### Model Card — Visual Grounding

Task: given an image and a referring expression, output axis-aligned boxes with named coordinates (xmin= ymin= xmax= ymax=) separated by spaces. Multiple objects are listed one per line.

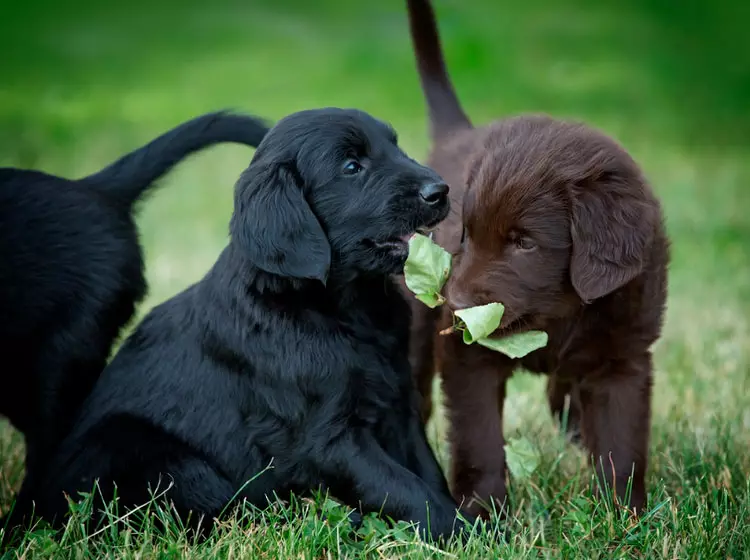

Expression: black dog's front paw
xmin=319 ymin=503 xmax=363 ymax=534
xmin=346 ymin=509 xmax=363 ymax=529
xmin=418 ymin=507 xmax=478 ymax=545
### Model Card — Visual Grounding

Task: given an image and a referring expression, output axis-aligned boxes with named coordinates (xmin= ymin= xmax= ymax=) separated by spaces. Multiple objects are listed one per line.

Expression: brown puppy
xmin=403 ymin=0 xmax=669 ymax=518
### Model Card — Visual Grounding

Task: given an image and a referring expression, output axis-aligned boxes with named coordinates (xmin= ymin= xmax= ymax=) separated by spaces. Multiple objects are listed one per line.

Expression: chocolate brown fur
xmin=403 ymin=0 xmax=669 ymax=518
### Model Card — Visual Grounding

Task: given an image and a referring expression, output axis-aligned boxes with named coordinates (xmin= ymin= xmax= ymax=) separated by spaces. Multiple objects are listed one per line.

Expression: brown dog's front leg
xmin=546 ymin=375 xmax=582 ymax=443
xmin=441 ymin=335 xmax=514 ymax=519
xmin=578 ymin=353 xmax=653 ymax=513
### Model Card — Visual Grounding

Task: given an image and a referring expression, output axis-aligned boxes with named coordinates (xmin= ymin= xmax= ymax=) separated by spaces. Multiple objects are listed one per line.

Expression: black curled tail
xmin=81 ymin=111 xmax=270 ymax=206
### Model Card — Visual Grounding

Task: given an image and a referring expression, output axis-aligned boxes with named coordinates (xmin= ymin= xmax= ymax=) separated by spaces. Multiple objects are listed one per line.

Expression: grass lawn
xmin=1 ymin=0 xmax=749 ymax=557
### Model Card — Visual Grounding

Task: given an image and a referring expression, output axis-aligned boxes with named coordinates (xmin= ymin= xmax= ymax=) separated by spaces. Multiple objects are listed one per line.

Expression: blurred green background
xmin=0 ymin=0 xmax=749 ymax=552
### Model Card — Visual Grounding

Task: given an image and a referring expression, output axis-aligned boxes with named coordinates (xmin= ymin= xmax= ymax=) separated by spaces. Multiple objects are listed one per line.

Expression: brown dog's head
xmin=444 ymin=115 xmax=659 ymax=333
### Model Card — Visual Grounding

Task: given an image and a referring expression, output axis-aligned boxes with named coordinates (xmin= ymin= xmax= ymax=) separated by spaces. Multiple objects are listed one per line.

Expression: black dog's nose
xmin=419 ymin=182 xmax=449 ymax=206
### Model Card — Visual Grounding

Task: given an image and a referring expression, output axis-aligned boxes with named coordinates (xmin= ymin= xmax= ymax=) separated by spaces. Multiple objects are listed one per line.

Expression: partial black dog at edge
xmin=10 ymin=107 xmax=473 ymax=543
xmin=0 ymin=110 xmax=270 ymax=537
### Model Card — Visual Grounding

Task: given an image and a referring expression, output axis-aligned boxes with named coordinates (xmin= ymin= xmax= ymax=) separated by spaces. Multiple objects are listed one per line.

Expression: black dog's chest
xmin=222 ymin=280 xmax=416 ymax=484
xmin=343 ymin=321 xmax=411 ymax=421
xmin=323 ymin=288 xmax=413 ymax=425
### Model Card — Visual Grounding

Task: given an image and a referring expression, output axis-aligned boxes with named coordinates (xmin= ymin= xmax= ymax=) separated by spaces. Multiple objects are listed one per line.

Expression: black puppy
xmin=0 ymin=111 xmax=268 ymax=515
xmin=18 ymin=108 xmax=470 ymax=541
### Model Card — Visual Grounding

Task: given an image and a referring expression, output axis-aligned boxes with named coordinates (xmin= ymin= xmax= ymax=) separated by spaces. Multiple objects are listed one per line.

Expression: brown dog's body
xmin=403 ymin=0 xmax=669 ymax=517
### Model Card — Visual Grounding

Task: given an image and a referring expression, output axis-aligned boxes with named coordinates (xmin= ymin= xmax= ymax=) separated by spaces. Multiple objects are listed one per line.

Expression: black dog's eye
xmin=514 ymin=235 xmax=537 ymax=252
xmin=342 ymin=160 xmax=363 ymax=175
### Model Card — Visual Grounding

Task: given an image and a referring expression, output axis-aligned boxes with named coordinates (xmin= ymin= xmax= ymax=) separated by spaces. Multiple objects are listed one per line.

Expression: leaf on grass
xmin=454 ymin=302 xmax=505 ymax=343
xmin=504 ymin=436 xmax=541 ymax=480
xmin=476 ymin=330 xmax=549 ymax=358
xmin=403 ymin=233 xmax=452 ymax=308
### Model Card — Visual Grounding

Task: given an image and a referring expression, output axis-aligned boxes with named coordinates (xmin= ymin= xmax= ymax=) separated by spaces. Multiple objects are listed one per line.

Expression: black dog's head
xmin=230 ymin=108 xmax=449 ymax=284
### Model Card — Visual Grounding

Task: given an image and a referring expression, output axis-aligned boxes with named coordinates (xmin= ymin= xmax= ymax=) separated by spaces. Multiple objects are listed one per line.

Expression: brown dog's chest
xmin=514 ymin=314 xmax=632 ymax=383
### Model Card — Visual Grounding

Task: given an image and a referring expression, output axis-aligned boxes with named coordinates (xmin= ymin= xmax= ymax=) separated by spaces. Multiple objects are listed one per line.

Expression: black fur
xmin=0 ymin=111 xmax=269 ymax=523
xmin=15 ymin=108 xmax=471 ymax=542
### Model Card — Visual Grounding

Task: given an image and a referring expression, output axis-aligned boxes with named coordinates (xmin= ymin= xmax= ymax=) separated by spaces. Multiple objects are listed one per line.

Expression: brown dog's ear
xmin=569 ymin=175 xmax=656 ymax=302
xmin=230 ymin=161 xmax=330 ymax=284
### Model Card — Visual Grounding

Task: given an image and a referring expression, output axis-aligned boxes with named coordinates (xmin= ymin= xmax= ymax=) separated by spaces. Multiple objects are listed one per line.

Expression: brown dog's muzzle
xmin=444 ymin=276 xmax=476 ymax=312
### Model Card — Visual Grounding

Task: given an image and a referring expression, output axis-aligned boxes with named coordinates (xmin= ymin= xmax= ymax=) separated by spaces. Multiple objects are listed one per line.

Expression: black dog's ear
xmin=230 ymin=162 xmax=330 ymax=284
xmin=569 ymin=173 xmax=656 ymax=303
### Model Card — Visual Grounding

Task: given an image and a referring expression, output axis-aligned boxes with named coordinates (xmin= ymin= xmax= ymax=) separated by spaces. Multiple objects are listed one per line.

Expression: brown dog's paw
xmin=452 ymin=477 xmax=508 ymax=522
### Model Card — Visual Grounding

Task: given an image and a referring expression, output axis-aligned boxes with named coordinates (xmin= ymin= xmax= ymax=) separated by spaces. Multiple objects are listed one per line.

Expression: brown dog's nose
xmin=447 ymin=296 xmax=474 ymax=311
xmin=419 ymin=182 xmax=449 ymax=206
xmin=445 ymin=283 xmax=474 ymax=312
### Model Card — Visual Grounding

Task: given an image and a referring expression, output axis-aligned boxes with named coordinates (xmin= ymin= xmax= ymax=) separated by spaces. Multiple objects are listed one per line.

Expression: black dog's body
xmin=31 ymin=251 xmax=452 ymax=530
xmin=0 ymin=112 xmax=268 ymax=513
xmin=23 ymin=108 xmax=469 ymax=541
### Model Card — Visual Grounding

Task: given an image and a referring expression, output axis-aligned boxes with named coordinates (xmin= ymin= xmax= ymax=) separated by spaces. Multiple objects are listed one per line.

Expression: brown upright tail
xmin=406 ymin=0 xmax=472 ymax=140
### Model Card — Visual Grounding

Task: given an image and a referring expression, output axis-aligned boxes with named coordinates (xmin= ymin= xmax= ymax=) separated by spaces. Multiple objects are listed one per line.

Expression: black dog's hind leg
xmin=23 ymin=418 xmax=242 ymax=537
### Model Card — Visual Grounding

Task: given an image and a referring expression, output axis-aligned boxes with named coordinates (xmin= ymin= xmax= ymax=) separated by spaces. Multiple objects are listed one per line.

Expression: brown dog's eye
xmin=514 ymin=236 xmax=537 ymax=252
xmin=342 ymin=160 xmax=363 ymax=175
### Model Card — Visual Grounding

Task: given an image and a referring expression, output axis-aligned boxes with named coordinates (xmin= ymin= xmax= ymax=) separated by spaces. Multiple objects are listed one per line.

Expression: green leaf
xmin=504 ymin=436 xmax=540 ymax=480
xmin=476 ymin=330 xmax=548 ymax=358
xmin=403 ymin=233 xmax=452 ymax=308
xmin=454 ymin=302 xmax=505 ymax=343
xmin=415 ymin=292 xmax=445 ymax=308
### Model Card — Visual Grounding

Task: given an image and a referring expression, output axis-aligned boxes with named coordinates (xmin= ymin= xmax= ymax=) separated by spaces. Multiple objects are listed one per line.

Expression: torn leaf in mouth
xmin=403 ymin=232 xmax=548 ymax=358
xmin=403 ymin=233 xmax=452 ymax=308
